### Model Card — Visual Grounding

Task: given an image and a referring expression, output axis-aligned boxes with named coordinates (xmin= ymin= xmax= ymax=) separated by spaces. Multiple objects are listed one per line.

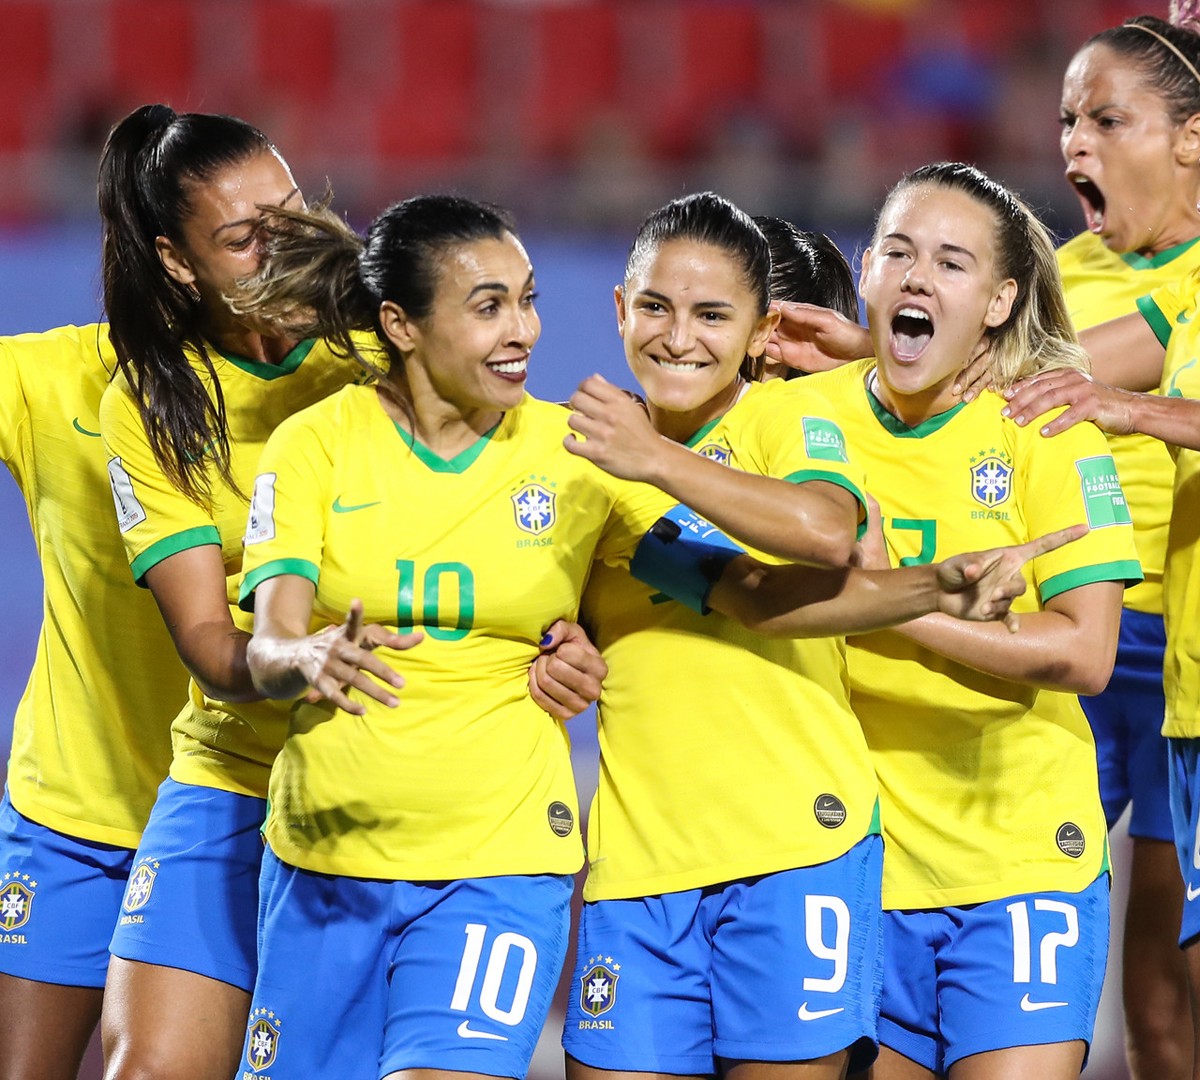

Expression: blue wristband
xmin=629 ymin=504 xmax=745 ymax=613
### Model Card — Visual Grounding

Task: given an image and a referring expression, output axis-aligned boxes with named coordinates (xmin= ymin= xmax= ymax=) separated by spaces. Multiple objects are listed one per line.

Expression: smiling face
xmin=618 ymin=238 xmax=776 ymax=440
xmin=861 ymin=184 xmax=1016 ymax=424
xmin=1060 ymin=42 xmax=1200 ymax=255
xmin=156 ymin=148 xmax=302 ymax=335
xmin=385 ymin=232 xmax=540 ymax=421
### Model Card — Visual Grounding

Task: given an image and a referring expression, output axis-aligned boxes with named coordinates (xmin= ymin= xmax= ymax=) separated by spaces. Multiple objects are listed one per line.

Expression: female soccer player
xmin=831 ymin=163 xmax=1136 ymax=1079
xmin=576 ymin=169 xmax=1136 ymax=1079
xmin=557 ymin=195 xmax=884 ymax=1080
xmin=95 ymin=105 xmax=394 ymax=1080
xmin=1053 ymin=19 xmax=1200 ymax=1071
xmin=0 ymin=322 xmax=188 ymax=1080
xmin=230 ymin=192 xmax=1059 ymax=1079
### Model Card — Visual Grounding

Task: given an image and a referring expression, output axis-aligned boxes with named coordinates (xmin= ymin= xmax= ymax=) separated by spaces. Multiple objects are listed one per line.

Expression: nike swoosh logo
xmin=1019 ymin=993 xmax=1068 ymax=1012
xmin=797 ymin=1003 xmax=844 ymax=1021
xmin=1177 ymin=311 xmax=1192 ymax=325
xmin=72 ymin=417 xmax=102 ymax=438
xmin=1187 ymin=882 xmax=1200 ymax=902
xmin=457 ymin=1020 xmax=508 ymax=1041
xmin=332 ymin=497 xmax=382 ymax=514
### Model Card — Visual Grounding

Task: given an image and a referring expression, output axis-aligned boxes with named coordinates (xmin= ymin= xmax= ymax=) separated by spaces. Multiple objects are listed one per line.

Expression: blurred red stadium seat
xmin=109 ymin=0 xmax=197 ymax=105
xmin=526 ymin=3 xmax=619 ymax=159
xmin=0 ymin=3 xmax=53 ymax=150
xmin=252 ymin=1 xmax=338 ymax=105
xmin=377 ymin=1 xmax=479 ymax=161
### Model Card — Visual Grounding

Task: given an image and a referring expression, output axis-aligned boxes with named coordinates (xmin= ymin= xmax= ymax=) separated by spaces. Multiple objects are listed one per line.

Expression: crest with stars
xmin=969 ymin=448 xmax=1013 ymax=508
xmin=511 ymin=476 xmax=557 ymax=536
xmin=695 ymin=442 xmax=730 ymax=465
xmin=0 ymin=872 xmax=35 ymax=931
xmin=122 ymin=859 xmax=158 ymax=913
xmin=245 ymin=1007 xmax=282 ymax=1072
xmin=579 ymin=954 xmax=620 ymax=1017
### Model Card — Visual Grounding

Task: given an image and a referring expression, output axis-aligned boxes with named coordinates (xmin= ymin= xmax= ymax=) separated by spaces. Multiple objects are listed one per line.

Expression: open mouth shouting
xmin=891 ymin=306 xmax=934 ymax=362
xmin=1068 ymin=171 xmax=1106 ymax=235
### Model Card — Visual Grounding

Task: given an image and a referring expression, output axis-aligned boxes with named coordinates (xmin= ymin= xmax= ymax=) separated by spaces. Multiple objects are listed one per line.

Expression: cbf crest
xmin=695 ymin=441 xmax=730 ymax=465
xmin=511 ymin=476 xmax=557 ymax=536
xmin=245 ymin=1008 xmax=282 ymax=1073
xmin=123 ymin=859 xmax=158 ymax=913
xmin=0 ymin=873 xmax=35 ymax=932
xmin=970 ymin=449 xmax=1013 ymax=508
xmin=579 ymin=955 xmax=620 ymax=1017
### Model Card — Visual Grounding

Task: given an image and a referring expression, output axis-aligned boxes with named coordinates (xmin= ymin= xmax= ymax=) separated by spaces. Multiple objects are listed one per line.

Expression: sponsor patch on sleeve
xmin=1076 ymin=455 xmax=1132 ymax=528
xmin=802 ymin=416 xmax=850 ymax=463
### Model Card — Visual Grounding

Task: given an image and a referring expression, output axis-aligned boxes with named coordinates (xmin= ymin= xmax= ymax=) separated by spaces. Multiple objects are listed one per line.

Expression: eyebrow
xmin=637 ymin=288 xmax=735 ymax=309
xmin=212 ymin=187 xmax=302 ymax=238
xmin=881 ymin=233 xmax=977 ymax=262
xmin=465 ymin=270 xmax=535 ymax=301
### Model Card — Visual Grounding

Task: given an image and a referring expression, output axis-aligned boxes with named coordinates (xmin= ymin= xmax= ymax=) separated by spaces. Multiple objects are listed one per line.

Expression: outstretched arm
xmin=1001 ymin=369 xmax=1200 ymax=451
xmin=566 ymin=375 xmax=858 ymax=567
xmin=707 ymin=525 xmax=1086 ymax=639
xmin=246 ymin=577 xmax=421 ymax=715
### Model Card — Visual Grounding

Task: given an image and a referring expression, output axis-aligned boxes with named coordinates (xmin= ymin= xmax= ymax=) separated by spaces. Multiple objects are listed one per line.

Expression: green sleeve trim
xmin=1039 ymin=559 xmax=1144 ymax=604
xmin=130 ymin=526 xmax=222 ymax=586
xmin=1137 ymin=294 xmax=1174 ymax=349
xmin=867 ymin=797 xmax=881 ymax=837
xmin=783 ymin=469 xmax=869 ymax=541
xmin=238 ymin=558 xmax=320 ymax=612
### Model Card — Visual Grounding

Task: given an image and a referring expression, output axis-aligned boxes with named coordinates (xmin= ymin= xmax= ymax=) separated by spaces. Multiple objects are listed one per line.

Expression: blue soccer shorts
xmin=878 ymin=874 xmax=1110 ymax=1073
xmin=0 ymin=788 xmax=135 ymax=988
xmin=563 ymin=834 xmax=884 ymax=1075
xmin=242 ymin=846 xmax=573 ymax=1080
xmin=108 ymin=777 xmax=266 ymax=991
xmin=1082 ymin=608 xmax=1171 ymax=839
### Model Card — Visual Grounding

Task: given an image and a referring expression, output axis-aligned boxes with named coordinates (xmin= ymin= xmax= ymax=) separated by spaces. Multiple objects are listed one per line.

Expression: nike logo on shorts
xmin=797 ymin=1003 xmax=844 ymax=1021
xmin=1187 ymin=882 xmax=1200 ymax=902
xmin=457 ymin=1020 xmax=508 ymax=1041
xmin=1019 ymin=993 xmax=1068 ymax=1012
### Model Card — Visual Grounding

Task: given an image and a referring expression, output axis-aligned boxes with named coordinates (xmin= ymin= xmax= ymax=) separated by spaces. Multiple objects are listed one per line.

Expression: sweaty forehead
xmin=1062 ymin=42 xmax=1157 ymax=105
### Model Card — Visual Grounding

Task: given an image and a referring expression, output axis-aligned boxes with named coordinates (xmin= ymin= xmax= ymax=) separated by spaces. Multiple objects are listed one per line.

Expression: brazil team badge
xmin=970 ymin=452 xmax=1012 ymax=508
xmin=0 ymin=874 xmax=34 ymax=932
xmin=579 ymin=956 xmax=620 ymax=1018
xmin=123 ymin=859 xmax=158 ymax=913
xmin=695 ymin=441 xmax=730 ymax=464
xmin=245 ymin=1008 xmax=282 ymax=1072
xmin=512 ymin=481 xmax=557 ymax=535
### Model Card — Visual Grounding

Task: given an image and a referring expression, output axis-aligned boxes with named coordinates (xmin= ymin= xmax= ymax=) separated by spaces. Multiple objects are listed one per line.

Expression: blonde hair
xmin=879 ymin=162 xmax=1089 ymax=389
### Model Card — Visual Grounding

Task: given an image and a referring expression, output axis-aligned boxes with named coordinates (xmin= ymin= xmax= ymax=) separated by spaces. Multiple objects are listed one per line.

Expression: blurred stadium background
xmin=0 ymin=1 xmax=1157 ymax=1076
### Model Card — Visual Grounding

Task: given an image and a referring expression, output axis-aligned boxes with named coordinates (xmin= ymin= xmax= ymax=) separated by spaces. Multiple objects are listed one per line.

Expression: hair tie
xmin=1127 ymin=21 xmax=1200 ymax=87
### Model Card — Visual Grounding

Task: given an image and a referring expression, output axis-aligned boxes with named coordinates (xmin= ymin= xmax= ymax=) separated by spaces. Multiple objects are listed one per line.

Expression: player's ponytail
xmin=880 ymin=163 xmax=1088 ymax=390
xmin=99 ymin=105 xmax=274 ymax=505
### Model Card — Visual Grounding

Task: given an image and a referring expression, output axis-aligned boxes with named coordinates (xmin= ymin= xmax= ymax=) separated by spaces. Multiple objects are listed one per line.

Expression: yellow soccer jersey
xmin=581 ymin=377 xmax=876 ymax=902
xmin=1057 ymin=231 xmax=1200 ymax=613
xmin=1150 ymin=272 xmax=1200 ymax=738
xmin=101 ymin=337 xmax=368 ymax=798
xmin=238 ymin=386 xmax=673 ymax=882
xmin=0 ymin=325 xmax=187 ymax=848
xmin=808 ymin=360 xmax=1141 ymax=910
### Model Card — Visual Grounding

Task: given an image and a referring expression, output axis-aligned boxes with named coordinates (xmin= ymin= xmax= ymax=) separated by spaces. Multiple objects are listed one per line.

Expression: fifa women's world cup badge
xmin=0 ymin=871 xmax=36 ymax=939
xmin=578 ymin=955 xmax=620 ymax=1028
